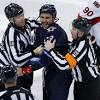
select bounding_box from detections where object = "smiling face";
[39,13,55,29]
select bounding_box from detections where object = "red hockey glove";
[22,65,33,75]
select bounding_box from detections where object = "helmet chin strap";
[54,18,59,23]
[36,16,59,24]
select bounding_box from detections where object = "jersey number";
[83,7,93,16]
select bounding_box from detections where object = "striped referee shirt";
[45,36,99,82]
[0,87,34,100]
[0,44,11,83]
[2,18,40,67]
[0,44,10,67]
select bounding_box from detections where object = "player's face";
[40,13,54,29]
[11,13,25,28]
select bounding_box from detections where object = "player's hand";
[44,36,56,51]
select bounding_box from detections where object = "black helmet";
[4,3,24,19]
[72,18,92,34]
[39,4,57,18]
[0,65,17,83]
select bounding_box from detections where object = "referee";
[0,66,34,100]
[0,44,11,92]
[3,3,44,91]
[42,18,100,100]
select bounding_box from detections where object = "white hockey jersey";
[78,0,100,46]
[79,0,100,19]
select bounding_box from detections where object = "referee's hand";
[33,45,44,55]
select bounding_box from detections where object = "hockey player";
[0,66,34,100]
[77,0,100,66]
[42,18,100,100]
[3,3,44,91]
[33,4,72,100]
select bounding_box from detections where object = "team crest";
[47,26,56,32]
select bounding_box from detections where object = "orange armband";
[65,53,77,69]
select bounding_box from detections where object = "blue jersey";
[34,23,69,70]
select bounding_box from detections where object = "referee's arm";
[46,40,88,70]
[5,27,33,67]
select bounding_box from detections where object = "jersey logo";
[47,26,56,32]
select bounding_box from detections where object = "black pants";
[74,76,100,100]
[43,69,72,100]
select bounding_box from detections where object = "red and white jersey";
[78,0,100,46]
[90,23,100,46]
[78,0,100,19]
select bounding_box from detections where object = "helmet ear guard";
[72,18,92,35]
[39,4,57,18]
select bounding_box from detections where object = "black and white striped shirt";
[45,37,99,82]
[0,87,34,100]
[2,18,40,67]
[0,44,11,83]
[0,44,10,67]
